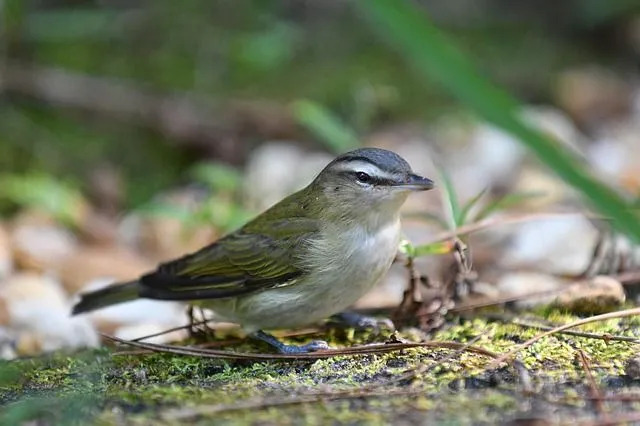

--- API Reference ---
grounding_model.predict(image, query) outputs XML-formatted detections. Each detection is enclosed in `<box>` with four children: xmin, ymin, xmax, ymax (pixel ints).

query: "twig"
<box><xmin>130</xmin><ymin>319</ymin><xmax>212</xmax><ymax>342</ymax></box>
<box><xmin>111</xmin><ymin>339</ymin><xmax>243</xmax><ymax>357</ymax></box>
<box><xmin>380</xmin><ymin>333</ymin><xmax>487</xmax><ymax>387</ymax></box>
<box><xmin>577</xmin><ymin>349</ymin><xmax>607</xmax><ymax>420</ymax></box>
<box><xmin>103</xmin><ymin>333</ymin><xmax>499</xmax><ymax>361</ymax></box>
<box><xmin>509</xmin><ymin>319</ymin><xmax>640</xmax><ymax>344</ymax></box>
<box><xmin>392</xmin><ymin>255</ymin><xmax>423</xmax><ymax>326</ymax></box>
<box><xmin>425</xmin><ymin>212</ymin><xmax>603</xmax><ymax>245</ymax></box>
<box><xmin>487</xmin><ymin>307</ymin><xmax>640</xmax><ymax>369</ymax></box>
<box><xmin>114</xmin><ymin>328</ymin><xmax>327</xmax><ymax>357</ymax></box>
<box><xmin>513</xmin><ymin>360</ymin><xmax>534</xmax><ymax>394</ymax></box>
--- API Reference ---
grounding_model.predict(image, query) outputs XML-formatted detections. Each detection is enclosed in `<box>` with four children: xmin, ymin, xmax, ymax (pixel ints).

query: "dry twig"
<box><xmin>510</xmin><ymin>319</ymin><xmax>640</xmax><ymax>344</ymax></box>
<box><xmin>577</xmin><ymin>349</ymin><xmax>607</xmax><ymax>420</ymax></box>
<box><xmin>104</xmin><ymin>333</ymin><xmax>498</xmax><ymax>361</ymax></box>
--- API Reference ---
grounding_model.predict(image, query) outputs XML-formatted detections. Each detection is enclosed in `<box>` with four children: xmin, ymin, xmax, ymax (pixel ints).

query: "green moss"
<box><xmin>1</xmin><ymin>310</ymin><xmax>639</xmax><ymax>424</ymax></box>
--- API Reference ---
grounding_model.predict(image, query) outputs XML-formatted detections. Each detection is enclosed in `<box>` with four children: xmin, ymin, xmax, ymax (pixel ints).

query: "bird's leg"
<box><xmin>186</xmin><ymin>305</ymin><xmax>215</xmax><ymax>339</ymax></box>
<box><xmin>330</xmin><ymin>312</ymin><xmax>395</xmax><ymax>331</ymax></box>
<box><xmin>197</xmin><ymin>306</ymin><xmax>215</xmax><ymax>335</ymax></box>
<box><xmin>186</xmin><ymin>305</ymin><xmax>197</xmax><ymax>337</ymax></box>
<box><xmin>251</xmin><ymin>330</ymin><xmax>330</xmax><ymax>354</ymax></box>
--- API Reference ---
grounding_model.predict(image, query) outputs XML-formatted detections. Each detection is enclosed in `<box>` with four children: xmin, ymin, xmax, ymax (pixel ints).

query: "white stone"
<box><xmin>1</xmin><ymin>273</ymin><xmax>99</xmax><ymax>352</ymax></box>
<box><xmin>243</xmin><ymin>142</ymin><xmax>332</xmax><ymax>211</ymax></box>
<box><xmin>496</xmin><ymin>272</ymin><xmax>567</xmax><ymax>308</ymax></box>
<box><xmin>555</xmin><ymin>275</ymin><xmax>625</xmax><ymax>314</ymax></box>
<box><xmin>0</xmin><ymin>327</ymin><xmax>17</xmax><ymax>360</ymax></box>
<box><xmin>11</xmin><ymin>223</ymin><xmax>78</xmax><ymax>270</ymax></box>
<box><xmin>498</xmin><ymin>215</ymin><xmax>599</xmax><ymax>275</ymax></box>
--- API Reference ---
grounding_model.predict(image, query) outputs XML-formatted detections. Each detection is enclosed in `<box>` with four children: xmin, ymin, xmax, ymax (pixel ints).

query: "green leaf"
<box><xmin>475</xmin><ymin>191</ymin><xmax>544</xmax><ymax>221</ymax></box>
<box><xmin>399</xmin><ymin>238</ymin><xmax>452</xmax><ymax>259</ymax></box>
<box><xmin>292</xmin><ymin>100</ymin><xmax>360</xmax><ymax>153</ymax></box>
<box><xmin>457</xmin><ymin>188</ymin><xmax>488</xmax><ymax>227</ymax></box>
<box><xmin>0</xmin><ymin>173</ymin><xmax>84</xmax><ymax>226</ymax></box>
<box><xmin>412</xmin><ymin>241</ymin><xmax>453</xmax><ymax>257</ymax></box>
<box><xmin>359</xmin><ymin>0</ymin><xmax>640</xmax><ymax>242</ymax></box>
<box><xmin>438</xmin><ymin>169</ymin><xmax>460</xmax><ymax>230</ymax></box>
<box><xmin>398</xmin><ymin>239</ymin><xmax>416</xmax><ymax>258</ymax></box>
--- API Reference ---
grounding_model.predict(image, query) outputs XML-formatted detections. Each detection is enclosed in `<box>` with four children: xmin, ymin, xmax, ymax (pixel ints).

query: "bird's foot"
<box><xmin>252</xmin><ymin>330</ymin><xmax>330</xmax><ymax>354</ymax></box>
<box><xmin>330</xmin><ymin>312</ymin><xmax>395</xmax><ymax>331</ymax></box>
<box><xmin>278</xmin><ymin>340</ymin><xmax>331</xmax><ymax>354</ymax></box>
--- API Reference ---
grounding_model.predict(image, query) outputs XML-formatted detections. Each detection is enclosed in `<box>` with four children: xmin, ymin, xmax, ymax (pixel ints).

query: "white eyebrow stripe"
<box><xmin>331</xmin><ymin>160</ymin><xmax>397</xmax><ymax>180</ymax></box>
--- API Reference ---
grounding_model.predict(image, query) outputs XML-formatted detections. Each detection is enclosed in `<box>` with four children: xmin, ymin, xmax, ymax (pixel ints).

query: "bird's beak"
<box><xmin>393</xmin><ymin>173</ymin><xmax>435</xmax><ymax>191</ymax></box>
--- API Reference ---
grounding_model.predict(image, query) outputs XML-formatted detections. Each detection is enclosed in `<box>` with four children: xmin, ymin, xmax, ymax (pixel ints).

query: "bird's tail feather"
<box><xmin>72</xmin><ymin>281</ymin><xmax>140</xmax><ymax>315</ymax></box>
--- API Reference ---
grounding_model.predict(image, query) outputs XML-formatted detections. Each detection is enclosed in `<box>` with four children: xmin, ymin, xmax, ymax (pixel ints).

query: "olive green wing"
<box><xmin>138</xmin><ymin>217</ymin><xmax>318</xmax><ymax>300</ymax></box>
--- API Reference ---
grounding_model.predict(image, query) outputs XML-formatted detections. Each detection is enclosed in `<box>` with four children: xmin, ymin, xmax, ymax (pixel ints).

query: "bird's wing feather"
<box><xmin>138</xmin><ymin>215</ymin><xmax>319</xmax><ymax>300</ymax></box>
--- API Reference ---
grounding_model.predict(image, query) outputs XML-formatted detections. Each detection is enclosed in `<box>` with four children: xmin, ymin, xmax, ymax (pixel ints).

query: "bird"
<box><xmin>72</xmin><ymin>148</ymin><xmax>434</xmax><ymax>353</ymax></box>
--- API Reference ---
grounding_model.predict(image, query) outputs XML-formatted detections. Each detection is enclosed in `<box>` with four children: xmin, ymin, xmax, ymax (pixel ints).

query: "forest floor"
<box><xmin>1</xmin><ymin>307</ymin><xmax>640</xmax><ymax>425</ymax></box>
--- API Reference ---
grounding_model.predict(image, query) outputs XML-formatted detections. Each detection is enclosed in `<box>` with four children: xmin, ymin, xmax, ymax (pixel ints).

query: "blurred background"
<box><xmin>1</xmin><ymin>0</ymin><xmax>640</xmax><ymax>358</ymax></box>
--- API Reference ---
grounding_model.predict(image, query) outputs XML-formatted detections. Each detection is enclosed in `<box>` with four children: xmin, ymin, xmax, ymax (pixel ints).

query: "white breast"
<box><xmin>209</xmin><ymin>219</ymin><xmax>401</xmax><ymax>332</ymax></box>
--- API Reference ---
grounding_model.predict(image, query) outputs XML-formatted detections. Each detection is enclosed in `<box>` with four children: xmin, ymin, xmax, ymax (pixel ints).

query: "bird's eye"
<box><xmin>355</xmin><ymin>172</ymin><xmax>372</xmax><ymax>183</ymax></box>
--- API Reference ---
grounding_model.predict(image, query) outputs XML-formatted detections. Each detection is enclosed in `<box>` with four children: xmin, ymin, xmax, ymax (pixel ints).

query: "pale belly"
<box><xmin>205</xmin><ymin>220</ymin><xmax>401</xmax><ymax>332</ymax></box>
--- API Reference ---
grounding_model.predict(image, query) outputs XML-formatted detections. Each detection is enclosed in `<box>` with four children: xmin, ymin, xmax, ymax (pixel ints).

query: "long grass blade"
<box><xmin>359</xmin><ymin>0</ymin><xmax>640</xmax><ymax>242</ymax></box>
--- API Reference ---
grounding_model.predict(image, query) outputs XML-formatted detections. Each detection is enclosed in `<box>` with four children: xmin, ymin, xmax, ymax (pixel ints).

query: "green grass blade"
<box><xmin>412</xmin><ymin>240</ymin><xmax>453</xmax><ymax>257</ymax></box>
<box><xmin>458</xmin><ymin>188</ymin><xmax>488</xmax><ymax>227</ymax></box>
<box><xmin>408</xmin><ymin>211</ymin><xmax>450</xmax><ymax>230</ymax></box>
<box><xmin>359</xmin><ymin>0</ymin><xmax>640</xmax><ymax>242</ymax></box>
<box><xmin>475</xmin><ymin>191</ymin><xmax>544</xmax><ymax>222</ymax></box>
<box><xmin>438</xmin><ymin>169</ymin><xmax>460</xmax><ymax>230</ymax></box>
<box><xmin>292</xmin><ymin>99</ymin><xmax>360</xmax><ymax>153</ymax></box>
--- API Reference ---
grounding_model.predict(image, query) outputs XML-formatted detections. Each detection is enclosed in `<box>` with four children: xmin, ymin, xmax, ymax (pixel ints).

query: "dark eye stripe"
<box><xmin>342</xmin><ymin>171</ymin><xmax>395</xmax><ymax>186</ymax></box>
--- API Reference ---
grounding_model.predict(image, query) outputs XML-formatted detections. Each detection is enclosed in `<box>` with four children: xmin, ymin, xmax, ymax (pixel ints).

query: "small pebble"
<box><xmin>554</xmin><ymin>275</ymin><xmax>625</xmax><ymax>315</ymax></box>
<box><xmin>1</xmin><ymin>273</ymin><xmax>99</xmax><ymax>353</ymax></box>
<box><xmin>625</xmin><ymin>356</ymin><xmax>640</xmax><ymax>380</ymax></box>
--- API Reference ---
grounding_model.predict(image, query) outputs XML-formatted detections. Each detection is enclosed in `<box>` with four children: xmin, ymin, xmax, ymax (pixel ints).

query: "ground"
<box><xmin>1</xmin><ymin>308</ymin><xmax>640</xmax><ymax>425</ymax></box>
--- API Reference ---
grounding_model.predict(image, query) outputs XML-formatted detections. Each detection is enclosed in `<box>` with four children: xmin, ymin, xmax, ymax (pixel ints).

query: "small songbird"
<box><xmin>72</xmin><ymin>148</ymin><xmax>434</xmax><ymax>353</ymax></box>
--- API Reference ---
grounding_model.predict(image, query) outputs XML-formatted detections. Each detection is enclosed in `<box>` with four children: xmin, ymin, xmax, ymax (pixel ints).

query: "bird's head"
<box><xmin>312</xmin><ymin>148</ymin><xmax>434</xmax><ymax>227</ymax></box>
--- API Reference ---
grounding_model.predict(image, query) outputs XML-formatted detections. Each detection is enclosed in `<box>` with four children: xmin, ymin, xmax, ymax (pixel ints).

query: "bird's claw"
<box><xmin>279</xmin><ymin>340</ymin><xmax>330</xmax><ymax>354</ymax></box>
<box><xmin>252</xmin><ymin>330</ymin><xmax>331</xmax><ymax>353</ymax></box>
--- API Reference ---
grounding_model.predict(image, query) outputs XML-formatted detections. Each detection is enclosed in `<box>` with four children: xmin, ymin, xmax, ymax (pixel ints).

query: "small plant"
<box><xmin>402</xmin><ymin>169</ymin><xmax>541</xmax><ymax>259</ymax></box>
<box><xmin>0</xmin><ymin>173</ymin><xmax>87</xmax><ymax>227</ymax></box>
<box><xmin>138</xmin><ymin>162</ymin><xmax>253</xmax><ymax>233</ymax></box>
<box><xmin>359</xmin><ymin>0</ymin><xmax>640</xmax><ymax>242</ymax></box>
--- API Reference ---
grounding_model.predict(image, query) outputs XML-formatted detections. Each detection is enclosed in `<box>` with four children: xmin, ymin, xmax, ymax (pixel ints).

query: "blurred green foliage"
<box><xmin>404</xmin><ymin>173</ymin><xmax>541</xmax><ymax>259</ymax></box>
<box><xmin>361</xmin><ymin>0</ymin><xmax>640</xmax><ymax>241</ymax></box>
<box><xmin>1</xmin><ymin>0</ymin><xmax>639</xmax><ymax>211</ymax></box>
<box><xmin>436</xmin><ymin>170</ymin><xmax>542</xmax><ymax>230</ymax></box>
<box><xmin>138</xmin><ymin>162</ymin><xmax>253</xmax><ymax>232</ymax></box>
<box><xmin>292</xmin><ymin>100</ymin><xmax>360</xmax><ymax>153</ymax></box>
<box><xmin>0</xmin><ymin>173</ymin><xmax>85</xmax><ymax>226</ymax></box>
